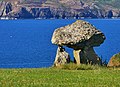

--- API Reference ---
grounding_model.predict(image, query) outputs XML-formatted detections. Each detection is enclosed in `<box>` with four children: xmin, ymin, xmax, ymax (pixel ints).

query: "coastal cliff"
<box><xmin>0</xmin><ymin>0</ymin><xmax>120</xmax><ymax>19</ymax></box>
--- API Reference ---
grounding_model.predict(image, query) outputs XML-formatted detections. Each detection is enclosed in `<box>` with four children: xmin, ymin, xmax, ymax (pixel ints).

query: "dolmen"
<box><xmin>51</xmin><ymin>20</ymin><xmax>106</xmax><ymax>66</ymax></box>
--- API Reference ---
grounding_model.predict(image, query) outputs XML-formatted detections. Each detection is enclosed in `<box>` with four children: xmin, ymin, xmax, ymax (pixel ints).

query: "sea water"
<box><xmin>0</xmin><ymin>19</ymin><xmax>120</xmax><ymax>68</ymax></box>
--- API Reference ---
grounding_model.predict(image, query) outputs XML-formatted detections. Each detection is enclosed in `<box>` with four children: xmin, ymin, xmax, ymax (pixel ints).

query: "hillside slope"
<box><xmin>0</xmin><ymin>0</ymin><xmax>120</xmax><ymax>19</ymax></box>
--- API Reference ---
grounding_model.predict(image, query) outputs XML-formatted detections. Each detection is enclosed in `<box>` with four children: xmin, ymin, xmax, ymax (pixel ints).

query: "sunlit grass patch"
<box><xmin>0</xmin><ymin>67</ymin><xmax>119</xmax><ymax>87</ymax></box>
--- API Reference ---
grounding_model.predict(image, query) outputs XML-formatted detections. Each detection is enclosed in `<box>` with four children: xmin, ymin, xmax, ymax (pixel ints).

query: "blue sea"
<box><xmin>0</xmin><ymin>19</ymin><xmax>120</xmax><ymax>68</ymax></box>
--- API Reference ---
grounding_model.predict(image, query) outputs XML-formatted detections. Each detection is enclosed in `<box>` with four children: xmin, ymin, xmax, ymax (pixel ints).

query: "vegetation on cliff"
<box><xmin>0</xmin><ymin>0</ymin><xmax>120</xmax><ymax>19</ymax></box>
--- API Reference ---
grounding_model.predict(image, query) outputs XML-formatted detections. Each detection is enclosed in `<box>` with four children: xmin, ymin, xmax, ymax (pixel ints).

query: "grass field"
<box><xmin>0</xmin><ymin>67</ymin><xmax>120</xmax><ymax>87</ymax></box>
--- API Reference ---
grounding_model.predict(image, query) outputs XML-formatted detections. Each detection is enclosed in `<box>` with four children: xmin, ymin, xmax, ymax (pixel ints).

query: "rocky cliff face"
<box><xmin>0</xmin><ymin>0</ymin><xmax>120</xmax><ymax>19</ymax></box>
<box><xmin>0</xmin><ymin>1</ymin><xmax>52</xmax><ymax>19</ymax></box>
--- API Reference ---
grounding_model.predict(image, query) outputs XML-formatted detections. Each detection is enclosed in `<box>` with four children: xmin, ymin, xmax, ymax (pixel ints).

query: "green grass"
<box><xmin>0</xmin><ymin>67</ymin><xmax>120</xmax><ymax>87</ymax></box>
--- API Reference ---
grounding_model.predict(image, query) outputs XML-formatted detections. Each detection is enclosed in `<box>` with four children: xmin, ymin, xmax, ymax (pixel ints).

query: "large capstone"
<box><xmin>52</xmin><ymin>20</ymin><xmax>105</xmax><ymax>66</ymax></box>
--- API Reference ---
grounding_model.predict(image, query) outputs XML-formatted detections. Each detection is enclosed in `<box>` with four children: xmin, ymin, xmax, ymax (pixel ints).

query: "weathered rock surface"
<box><xmin>52</xmin><ymin>20</ymin><xmax>105</xmax><ymax>50</ymax></box>
<box><xmin>52</xmin><ymin>20</ymin><xmax>105</xmax><ymax>66</ymax></box>
<box><xmin>108</xmin><ymin>53</ymin><xmax>120</xmax><ymax>67</ymax></box>
<box><xmin>0</xmin><ymin>1</ymin><xmax>12</xmax><ymax>17</ymax></box>
<box><xmin>54</xmin><ymin>46</ymin><xmax>70</xmax><ymax>66</ymax></box>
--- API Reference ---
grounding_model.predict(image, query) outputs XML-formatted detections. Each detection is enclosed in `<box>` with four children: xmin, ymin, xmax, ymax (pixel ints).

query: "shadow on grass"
<box><xmin>52</xmin><ymin>63</ymin><xmax>107</xmax><ymax>70</ymax></box>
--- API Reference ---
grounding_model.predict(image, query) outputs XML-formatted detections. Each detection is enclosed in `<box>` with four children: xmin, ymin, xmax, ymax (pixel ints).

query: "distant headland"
<box><xmin>0</xmin><ymin>0</ymin><xmax>120</xmax><ymax>19</ymax></box>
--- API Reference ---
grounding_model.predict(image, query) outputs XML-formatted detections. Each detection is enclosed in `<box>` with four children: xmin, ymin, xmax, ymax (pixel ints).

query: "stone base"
<box><xmin>54</xmin><ymin>46</ymin><xmax>101</xmax><ymax>66</ymax></box>
<box><xmin>73</xmin><ymin>47</ymin><xmax>101</xmax><ymax>65</ymax></box>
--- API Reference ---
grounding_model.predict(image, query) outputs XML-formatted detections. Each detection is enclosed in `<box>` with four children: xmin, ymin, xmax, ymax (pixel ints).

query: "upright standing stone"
<box><xmin>54</xmin><ymin>46</ymin><xmax>70</xmax><ymax>66</ymax></box>
<box><xmin>73</xmin><ymin>50</ymin><xmax>81</xmax><ymax>65</ymax></box>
